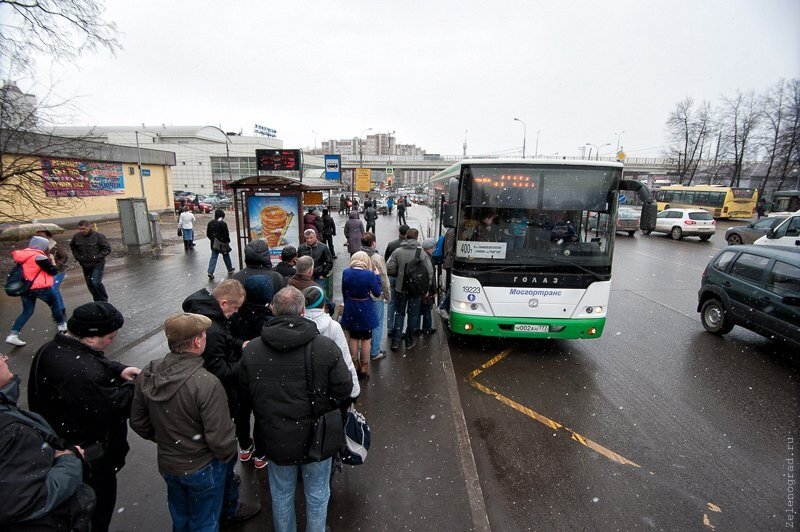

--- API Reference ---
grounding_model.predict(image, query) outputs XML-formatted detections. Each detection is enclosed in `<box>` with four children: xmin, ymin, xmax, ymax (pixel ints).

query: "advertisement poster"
<box><xmin>41</xmin><ymin>158</ymin><xmax>125</xmax><ymax>197</ymax></box>
<box><xmin>247</xmin><ymin>194</ymin><xmax>299</xmax><ymax>262</ymax></box>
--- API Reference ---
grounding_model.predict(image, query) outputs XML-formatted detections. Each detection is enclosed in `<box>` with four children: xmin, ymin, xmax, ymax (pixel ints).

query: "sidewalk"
<box><xmin>0</xmin><ymin>207</ymin><xmax>487</xmax><ymax>531</ymax></box>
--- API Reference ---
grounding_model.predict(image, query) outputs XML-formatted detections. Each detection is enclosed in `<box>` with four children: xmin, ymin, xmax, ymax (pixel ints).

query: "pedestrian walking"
<box><xmin>275</xmin><ymin>246</ymin><xmax>298</xmax><ymax>278</ymax></box>
<box><xmin>384</xmin><ymin>224</ymin><xmax>409</xmax><ymax>337</ymax></box>
<box><xmin>302</xmin><ymin>285</ymin><xmax>360</xmax><ymax>402</ymax></box>
<box><xmin>181</xmin><ymin>280</ymin><xmax>262</xmax><ymax>517</ymax></box>
<box><xmin>387</xmin><ymin>196</ymin><xmax>394</xmax><ymax>214</ymax></box>
<box><xmin>386</xmin><ymin>228</ymin><xmax>433</xmax><ymax>351</ymax></box>
<box><xmin>341</xmin><ymin>251</ymin><xmax>382</xmax><ymax>380</ymax></box>
<box><xmin>321</xmin><ymin>209</ymin><xmax>337</xmax><ymax>259</ymax></box>
<box><xmin>397</xmin><ymin>198</ymin><xmax>407</xmax><ymax>225</ymax></box>
<box><xmin>344</xmin><ymin>211</ymin><xmax>365</xmax><ymax>256</ymax></box>
<box><xmin>206</xmin><ymin>209</ymin><xmax>235</xmax><ymax>280</ymax></box>
<box><xmin>69</xmin><ymin>220</ymin><xmax>111</xmax><ymax>302</ymax></box>
<box><xmin>130</xmin><ymin>313</ymin><xmax>247</xmax><ymax>531</ymax></box>
<box><xmin>338</xmin><ymin>194</ymin><xmax>347</xmax><ymax>215</ymax></box>
<box><xmin>438</xmin><ymin>227</ymin><xmax>456</xmax><ymax>321</ymax></box>
<box><xmin>5</xmin><ymin>236</ymin><xmax>67</xmax><ymax>346</ymax></box>
<box><xmin>1</xmin><ymin>352</ymin><xmax>94</xmax><ymax>530</ymax></box>
<box><xmin>364</xmin><ymin>203</ymin><xmax>378</xmax><ymax>234</ymax></box>
<box><xmin>178</xmin><ymin>205</ymin><xmax>196</xmax><ymax>250</ymax></box>
<box><xmin>757</xmin><ymin>198</ymin><xmax>766</xmax><ymax>219</ymax></box>
<box><xmin>418</xmin><ymin>238</ymin><xmax>438</xmax><ymax>335</ymax></box>
<box><xmin>361</xmin><ymin>232</ymin><xmax>391</xmax><ymax>361</ymax></box>
<box><xmin>36</xmin><ymin>229</ymin><xmax>69</xmax><ymax>318</ymax></box>
<box><xmin>28</xmin><ymin>302</ymin><xmax>139</xmax><ymax>532</ymax></box>
<box><xmin>239</xmin><ymin>286</ymin><xmax>352</xmax><ymax>532</ymax></box>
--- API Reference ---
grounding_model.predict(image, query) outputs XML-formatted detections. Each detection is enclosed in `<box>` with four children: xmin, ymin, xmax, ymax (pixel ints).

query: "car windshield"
<box><xmin>455</xmin><ymin>164</ymin><xmax>621</xmax><ymax>269</ymax></box>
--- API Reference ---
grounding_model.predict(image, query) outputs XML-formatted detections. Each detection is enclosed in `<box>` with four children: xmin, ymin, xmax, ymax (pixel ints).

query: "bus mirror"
<box><xmin>640</xmin><ymin>203</ymin><xmax>657</xmax><ymax>231</ymax></box>
<box><xmin>448</xmin><ymin>177</ymin><xmax>459</xmax><ymax>203</ymax></box>
<box><xmin>442</xmin><ymin>202</ymin><xmax>457</xmax><ymax>228</ymax></box>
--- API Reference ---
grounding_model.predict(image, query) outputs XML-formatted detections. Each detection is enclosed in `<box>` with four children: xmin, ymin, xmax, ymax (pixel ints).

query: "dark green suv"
<box><xmin>698</xmin><ymin>245</ymin><xmax>800</xmax><ymax>348</ymax></box>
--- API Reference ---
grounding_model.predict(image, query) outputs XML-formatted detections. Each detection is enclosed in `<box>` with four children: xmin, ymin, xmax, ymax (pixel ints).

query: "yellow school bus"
<box><xmin>655</xmin><ymin>185</ymin><xmax>757</xmax><ymax>218</ymax></box>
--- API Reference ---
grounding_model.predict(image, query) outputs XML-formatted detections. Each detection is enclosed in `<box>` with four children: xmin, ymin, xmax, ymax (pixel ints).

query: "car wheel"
<box><xmin>642</xmin><ymin>230</ymin><xmax>651</xmax><ymax>236</ymax></box>
<box><xmin>699</xmin><ymin>235</ymin><xmax>712</xmax><ymax>241</ymax></box>
<box><xmin>700</xmin><ymin>298</ymin><xmax>733</xmax><ymax>335</ymax></box>
<box><xmin>671</xmin><ymin>227</ymin><xmax>683</xmax><ymax>240</ymax></box>
<box><xmin>726</xmin><ymin>234</ymin><xmax>742</xmax><ymax>245</ymax></box>
<box><xmin>627</xmin><ymin>231</ymin><xmax>635</xmax><ymax>236</ymax></box>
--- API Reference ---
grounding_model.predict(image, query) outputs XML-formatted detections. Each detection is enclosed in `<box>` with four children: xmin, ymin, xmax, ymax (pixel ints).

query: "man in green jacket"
<box><xmin>130</xmin><ymin>313</ymin><xmax>260</xmax><ymax>529</ymax></box>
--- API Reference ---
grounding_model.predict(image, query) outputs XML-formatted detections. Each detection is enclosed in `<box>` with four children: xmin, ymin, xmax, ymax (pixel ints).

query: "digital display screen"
<box><xmin>256</xmin><ymin>149</ymin><xmax>301</xmax><ymax>171</ymax></box>
<box><xmin>474</xmin><ymin>174</ymin><xmax>536</xmax><ymax>189</ymax></box>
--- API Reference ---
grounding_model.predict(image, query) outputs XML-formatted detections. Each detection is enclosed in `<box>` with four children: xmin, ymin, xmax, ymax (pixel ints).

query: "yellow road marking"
<box><xmin>466</xmin><ymin>349</ymin><xmax>640</xmax><ymax>468</ymax></box>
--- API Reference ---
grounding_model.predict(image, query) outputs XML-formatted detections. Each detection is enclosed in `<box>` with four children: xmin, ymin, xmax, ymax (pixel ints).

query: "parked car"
<box><xmin>174</xmin><ymin>195</ymin><xmax>212</xmax><ymax>213</ymax></box>
<box><xmin>697</xmin><ymin>245</ymin><xmax>800</xmax><ymax>348</ymax></box>
<box><xmin>754</xmin><ymin>211</ymin><xmax>800</xmax><ymax>249</ymax></box>
<box><xmin>202</xmin><ymin>193</ymin><xmax>233</xmax><ymax>209</ymax></box>
<box><xmin>725</xmin><ymin>216</ymin><xmax>787</xmax><ymax>245</ymax></box>
<box><xmin>586</xmin><ymin>209</ymin><xmax>639</xmax><ymax>236</ymax></box>
<box><xmin>643</xmin><ymin>208</ymin><xmax>716</xmax><ymax>240</ymax></box>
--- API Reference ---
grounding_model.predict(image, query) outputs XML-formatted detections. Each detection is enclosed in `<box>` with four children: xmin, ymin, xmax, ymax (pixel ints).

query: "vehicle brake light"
<box><xmin>711</xmin><ymin>220</ymin><xmax>716</xmax><ymax>225</ymax></box>
<box><xmin>684</xmin><ymin>220</ymin><xmax>696</xmax><ymax>225</ymax></box>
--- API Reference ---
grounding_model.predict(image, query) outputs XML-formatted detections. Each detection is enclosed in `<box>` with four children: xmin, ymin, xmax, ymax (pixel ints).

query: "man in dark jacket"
<box><xmin>321</xmin><ymin>209</ymin><xmax>337</xmax><ymax>259</ymax></box>
<box><xmin>386</xmin><ymin>228</ymin><xmax>433</xmax><ymax>351</ymax></box>
<box><xmin>207</xmin><ymin>209</ymin><xmax>235</xmax><ymax>280</ymax></box>
<box><xmin>69</xmin><ymin>220</ymin><xmax>111</xmax><ymax>302</ymax></box>
<box><xmin>28</xmin><ymin>302</ymin><xmax>139</xmax><ymax>532</ymax></box>
<box><xmin>384</xmin><ymin>224</ymin><xmax>409</xmax><ymax>336</ymax></box>
<box><xmin>364</xmin><ymin>203</ymin><xmax>378</xmax><ymax>234</ymax></box>
<box><xmin>1</xmin><ymin>353</ymin><xmax>94</xmax><ymax>530</ymax></box>
<box><xmin>233</xmin><ymin>240</ymin><xmax>286</xmax><ymax>292</ymax></box>
<box><xmin>275</xmin><ymin>246</ymin><xmax>298</xmax><ymax>278</ymax></box>
<box><xmin>239</xmin><ymin>286</ymin><xmax>352</xmax><ymax>531</ymax></box>
<box><xmin>298</xmin><ymin>229</ymin><xmax>333</xmax><ymax>284</ymax></box>
<box><xmin>397</xmin><ymin>198</ymin><xmax>407</xmax><ymax>225</ymax></box>
<box><xmin>181</xmin><ymin>279</ymin><xmax>253</xmax><ymax>522</ymax></box>
<box><xmin>130</xmin><ymin>313</ymin><xmax>259</xmax><ymax>529</ymax></box>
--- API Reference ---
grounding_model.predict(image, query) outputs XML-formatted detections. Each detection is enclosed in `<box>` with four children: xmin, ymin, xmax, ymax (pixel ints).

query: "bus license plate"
<box><xmin>514</xmin><ymin>324</ymin><xmax>549</xmax><ymax>333</ymax></box>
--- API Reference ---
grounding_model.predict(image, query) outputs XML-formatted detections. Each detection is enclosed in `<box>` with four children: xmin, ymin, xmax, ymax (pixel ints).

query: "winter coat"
<box><xmin>274</xmin><ymin>261</ymin><xmax>296</xmax><ymax>278</ymax></box>
<box><xmin>47</xmin><ymin>239</ymin><xmax>69</xmax><ymax>272</ymax></box>
<box><xmin>287</xmin><ymin>272</ymin><xmax>318</xmax><ymax>292</ymax></box>
<box><xmin>182</xmin><ymin>289</ymin><xmax>242</xmax><ymax>415</ymax></box>
<box><xmin>10</xmin><ymin>248</ymin><xmax>58</xmax><ymax>290</ymax></box>
<box><xmin>344</xmin><ymin>212</ymin><xmax>365</xmax><ymax>254</ymax></box>
<box><xmin>384</xmin><ymin>237</ymin><xmax>404</xmax><ymax>262</ymax></box>
<box><xmin>69</xmin><ymin>229</ymin><xmax>110</xmax><ymax>267</ymax></box>
<box><xmin>364</xmin><ymin>207</ymin><xmax>378</xmax><ymax>223</ymax></box>
<box><xmin>297</xmin><ymin>242</ymin><xmax>333</xmax><ymax>280</ymax></box>
<box><xmin>233</xmin><ymin>242</ymin><xmax>286</xmax><ymax>289</ymax></box>
<box><xmin>304</xmin><ymin>309</ymin><xmax>359</xmax><ymax>398</ymax></box>
<box><xmin>303</xmin><ymin>212</ymin><xmax>321</xmax><ymax>238</ymax></box>
<box><xmin>206</xmin><ymin>218</ymin><xmax>231</xmax><ymax>250</ymax></box>
<box><xmin>322</xmin><ymin>214</ymin><xmax>336</xmax><ymax>237</ymax></box>
<box><xmin>0</xmin><ymin>376</ymin><xmax>84</xmax><ymax>526</ymax></box>
<box><xmin>361</xmin><ymin>246</ymin><xmax>391</xmax><ymax>302</ymax></box>
<box><xmin>238</xmin><ymin>316</ymin><xmax>352</xmax><ymax>465</ymax></box>
<box><xmin>28</xmin><ymin>333</ymin><xmax>133</xmax><ymax>471</ymax></box>
<box><xmin>386</xmin><ymin>238</ymin><xmax>434</xmax><ymax>294</ymax></box>
<box><xmin>130</xmin><ymin>352</ymin><xmax>237</xmax><ymax>476</ymax></box>
<box><xmin>178</xmin><ymin>211</ymin><xmax>196</xmax><ymax>230</ymax></box>
<box><xmin>341</xmin><ymin>267</ymin><xmax>382</xmax><ymax>331</ymax></box>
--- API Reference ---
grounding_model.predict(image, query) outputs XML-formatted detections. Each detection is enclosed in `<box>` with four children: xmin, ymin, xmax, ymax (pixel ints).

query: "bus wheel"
<box><xmin>671</xmin><ymin>227</ymin><xmax>683</xmax><ymax>240</ymax></box>
<box><xmin>700</xmin><ymin>298</ymin><xmax>733</xmax><ymax>335</ymax></box>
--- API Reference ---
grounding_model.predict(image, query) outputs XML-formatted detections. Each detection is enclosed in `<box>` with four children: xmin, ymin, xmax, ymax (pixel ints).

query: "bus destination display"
<box><xmin>256</xmin><ymin>149</ymin><xmax>301</xmax><ymax>171</ymax></box>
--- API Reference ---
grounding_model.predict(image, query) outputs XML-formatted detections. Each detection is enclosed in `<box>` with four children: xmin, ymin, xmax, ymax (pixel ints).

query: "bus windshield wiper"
<box><xmin>534</xmin><ymin>256</ymin><xmax>607</xmax><ymax>281</ymax></box>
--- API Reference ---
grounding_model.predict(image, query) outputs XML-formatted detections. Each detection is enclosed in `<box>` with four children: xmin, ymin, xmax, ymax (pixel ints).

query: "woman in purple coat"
<box><xmin>344</xmin><ymin>211</ymin><xmax>365</xmax><ymax>256</ymax></box>
<box><xmin>341</xmin><ymin>251</ymin><xmax>382</xmax><ymax>380</ymax></box>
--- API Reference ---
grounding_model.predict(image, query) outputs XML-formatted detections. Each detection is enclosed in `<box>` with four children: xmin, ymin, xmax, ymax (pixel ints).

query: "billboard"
<box><xmin>247</xmin><ymin>194</ymin><xmax>300</xmax><ymax>262</ymax></box>
<box><xmin>355</xmin><ymin>168</ymin><xmax>371</xmax><ymax>192</ymax></box>
<box><xmin>255</xmin><ymin>149</ymin><xmax>301</xmax><ymax>171</ymax></box>
<box><xmin>41</xmin><ymin>158</ymin><xmax>125</xmax><ymax>197</ymax></box>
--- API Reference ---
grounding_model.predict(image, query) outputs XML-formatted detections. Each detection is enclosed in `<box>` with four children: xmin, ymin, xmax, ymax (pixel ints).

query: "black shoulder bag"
<box><xmin>304</xmin><ymin>340</ymin><xmax>344</xmax><ymax>462</ymax></box>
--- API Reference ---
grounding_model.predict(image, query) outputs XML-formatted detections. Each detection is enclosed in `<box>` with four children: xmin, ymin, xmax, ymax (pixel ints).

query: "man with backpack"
<box><xmin>386</xmin><ymin>228</ymin><xmax>433</xmax><ymax>350</ymax></box>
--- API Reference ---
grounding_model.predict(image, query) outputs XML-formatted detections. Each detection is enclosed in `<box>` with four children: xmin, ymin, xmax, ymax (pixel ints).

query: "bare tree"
<box><xmin>0</xmin><ymin>0</ymin><xmax>120</xmax><ymax>76</ymax></box>
<box><xmin>771</xmin><ymin>79</ymin><xmax>800</xmax><ymax>192</ymax></box>
<box><xmin>720</xmin><ymin>91</ymin><xmax>760</xmax><ymax>187</ymax></box>
<box><xmin>664</xmin><ymin>97</ymin><xmax>713</xmax><ymax>184</ymax></box>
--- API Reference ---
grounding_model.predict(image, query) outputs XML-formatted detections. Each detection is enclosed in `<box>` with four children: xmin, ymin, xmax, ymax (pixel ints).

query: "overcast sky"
<box><xmin>26</xmin><ymin>0</ymin><xmax>800</xmax><ymax>158</ymax></box>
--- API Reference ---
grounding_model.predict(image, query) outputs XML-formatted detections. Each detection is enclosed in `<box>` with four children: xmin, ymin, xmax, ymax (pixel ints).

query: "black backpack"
<box><xmin>402</xmin><ymin>248</ymin><xmax>430</xmax><ymax>297</ymax></box>
<box><xmin>5</xmin><ymin>262</ymin><xmax>40</xmax><ymax>297</ymax></box>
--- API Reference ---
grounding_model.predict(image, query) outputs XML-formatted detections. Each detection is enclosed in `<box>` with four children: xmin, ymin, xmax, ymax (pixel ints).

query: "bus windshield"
<box><xmin>455</xmin><ymin>165</ymin><xmax>621</xmax><ymax>267</ymax></box>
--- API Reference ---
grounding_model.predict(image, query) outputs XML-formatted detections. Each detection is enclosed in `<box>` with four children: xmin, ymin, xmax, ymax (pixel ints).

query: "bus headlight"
<box><xmin>588</xmin><ymin>327</ymin><xmax>597</xmax><ymax>335</ymax></box>
<box><xmin>457</xmin><ymin>302</ymin><xmax>468</xmax><ymax>310</ymax></box>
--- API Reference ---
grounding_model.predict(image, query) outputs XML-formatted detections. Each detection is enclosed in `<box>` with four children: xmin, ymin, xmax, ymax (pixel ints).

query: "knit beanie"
<box><xmin>421</xmin><ymin>238</ymin><xmax>437</xmax><ymax>250</ymax></box>
<box><xmin>67</xmin><ymin>302</ymin><xmax>125</xmax><ymax>338</ymax></box>
<box><xmin>243</xmin><ymin>276</ymin><xmax>273</xmax><ymax>305</ymax></box>
<box><xmin>28</xmin><ymin>236</ymin><xmax>49</xmax><ymax>251</ymax></box>
<box><xmin>303</xmin><ymin>285</ymin><xmax>326</xmax><ymax>309</ymax></box>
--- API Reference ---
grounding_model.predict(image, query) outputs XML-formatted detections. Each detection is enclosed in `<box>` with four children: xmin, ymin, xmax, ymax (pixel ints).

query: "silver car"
<box><xmin>643</xmin><ymin>208</ymin><xmax>716</xmax><ymax>241</ymax></box>
<box><xmin>725</xmin><ymin>216</ymin><xmax>787</xmax><ymax>245</ymax></box>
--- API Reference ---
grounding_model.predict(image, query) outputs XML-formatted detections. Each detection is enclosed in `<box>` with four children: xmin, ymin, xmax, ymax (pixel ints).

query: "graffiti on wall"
<box><xmin>41</xmin><ymin>158</ymin><xmax>125</xmax><ymax>197</ymax></box>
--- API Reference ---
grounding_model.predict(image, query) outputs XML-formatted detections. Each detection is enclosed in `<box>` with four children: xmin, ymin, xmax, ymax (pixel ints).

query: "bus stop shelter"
<box><xmin>227</xmin><ymin>175</ymin><xmax>341</xmax><ymax>269</ymax></box>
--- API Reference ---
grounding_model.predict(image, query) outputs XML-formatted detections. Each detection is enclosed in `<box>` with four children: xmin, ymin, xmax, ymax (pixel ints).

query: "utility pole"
<box><xmin>135</xmin><ymin>131</ymin><xmax>145</xmax><ymax>198</ymax></box>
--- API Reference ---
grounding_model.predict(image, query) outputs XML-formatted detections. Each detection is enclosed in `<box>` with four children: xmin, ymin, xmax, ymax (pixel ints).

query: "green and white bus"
<box><xmin>432</xmin><ymin>159</ymin><xmax>656</xmax><ymax>340</ymax></box>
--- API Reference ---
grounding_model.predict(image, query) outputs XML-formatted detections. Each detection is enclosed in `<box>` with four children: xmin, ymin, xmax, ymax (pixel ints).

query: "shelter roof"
<box><xmin>227</xmin><ymin>175</ymin><xmax>341</xmax><ymax>191</ymax></box>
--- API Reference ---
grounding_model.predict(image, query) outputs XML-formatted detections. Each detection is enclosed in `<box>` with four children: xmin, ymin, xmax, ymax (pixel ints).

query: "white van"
<box><xmin>754</xmin><ymin>210</ymin><xmax>800</xmax><ymax>249</ymax></box>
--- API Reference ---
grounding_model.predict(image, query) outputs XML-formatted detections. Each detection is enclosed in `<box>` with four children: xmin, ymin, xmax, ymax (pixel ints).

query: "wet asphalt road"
<box><xmin>1</xmin><ymin>210</ymin><xmax>797</xmax><ymax>531</ymax></box>
<box><xmin>447</xmin><ymin>221</ymin><xmax>799</xmax><ymax>530</ymax></box>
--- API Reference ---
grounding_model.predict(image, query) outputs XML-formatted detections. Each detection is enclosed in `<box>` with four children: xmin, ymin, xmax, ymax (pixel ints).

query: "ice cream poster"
<box><xmin>247</xmin><ymin>194</ymin><xmax>300</xmax><ymax>262</ymax></box>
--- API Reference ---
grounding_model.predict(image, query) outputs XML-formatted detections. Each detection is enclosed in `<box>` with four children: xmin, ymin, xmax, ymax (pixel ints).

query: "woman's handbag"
<box><xmin>177</xmin><ymin>227</ymin><xmax>183</xmax><ymax>237</ymax></box>
<box><xmin>303</xmin><ymin>341</ymin><xmax>344</xmax><ymax>461</ymax></box>
<box><xmin>212</xmin><ymin>238</ymin><xmax>232</xmax><ymax>254</ymax></box>
<box><xmin>342</xmin><ymin>405</ymin><xmax>371</xmax><ymax>465</ymax></box>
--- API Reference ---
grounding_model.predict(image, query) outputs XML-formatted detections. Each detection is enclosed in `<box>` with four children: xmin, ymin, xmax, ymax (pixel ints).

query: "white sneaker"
<box><xmin>5</xmin><ymin>334</ymin><xmax>26</xmax><ymax>346</ymax></box>
<box><xmin>57</xmin><ymin>323</ymin><xmax>68</xmax><ymax>332</ymax></box>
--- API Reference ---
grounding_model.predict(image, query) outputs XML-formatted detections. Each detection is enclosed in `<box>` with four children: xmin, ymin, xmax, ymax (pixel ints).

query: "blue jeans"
<box><xmin>386</xmin><ymin>277</ymin><xmax>405</xmax><ymax>335</ymax></box>
<box><xmin>12</xmin><ymin>288</ymin><xmax>65</xmax><ymax>333</ymax></box>
<box><xmin>370</xmin><ymin>299</ymin><xmax>385</xmax><ymax>357</ymax></box>
<box><xmin>420</xmin><ymin>299</ymin><xmax>433</xmax><ymax>332</ymax></box>
<box><xmin>81</xmin><ymin>263</ymin><xmax>108</xmax><ymax>301</ymax></box>
<box><xmin>268</xmin><ymin>459</ymin><xmax>332</xmax><ymax>532</ymax></box>
<box><xmin>391</xmin><ymin>292</ymin><xmax>421</xmax><ymax>343</ymax></box>
<box><xmin>182</xmin><ymin>228</ymin><xmax>194</xmax><ymax>242</ymax></box>
<box><xmin>208</xmin><ymin>251</ymin><xmax>233</xmax><ymax>275</ymax></box>
<box><xmin>162</xmin><ymin>458</ymin><xmax>226</xmax><ymax>532</ymax></box>
<box><xmin>52</xmin><ymin>271</ymin><xmax>66</xmax><ymax>314</ymax></box>
<box><xmin>221</xmin><ymin>457</ymin><xmax>240</xmax><ymax>521</ymax></box>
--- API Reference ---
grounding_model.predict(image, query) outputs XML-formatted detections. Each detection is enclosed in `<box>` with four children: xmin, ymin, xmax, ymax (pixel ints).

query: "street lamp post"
<box><xmin>586</xmin><ymin>142</ymin><xmax>611</xmax><ymax>161</ymax></box>
<box><xmin>514</xmin><ymin>118</ymin><xmax>527</xmax><ymax>158</ymax></box>
<box><xmin>535</xmin><ymin>129</ymin><xmax>542</xmax><ymax>158</ymax></box>
<box><xmin>615</xmin><ymin>131</ymin><xmax>625</xmax><ymax>153</ymax></box>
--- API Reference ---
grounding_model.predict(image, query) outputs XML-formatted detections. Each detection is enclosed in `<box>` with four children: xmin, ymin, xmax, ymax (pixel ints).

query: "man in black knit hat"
<box><xmin>28</xmin><ymin>302</ymin><xmax>140</xmax><ymax>532</ymax></box>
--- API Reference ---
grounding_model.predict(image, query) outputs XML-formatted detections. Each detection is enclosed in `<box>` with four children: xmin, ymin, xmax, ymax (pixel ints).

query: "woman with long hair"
<box><xmin>340</xmin><ymin>251</ymin><xmax>382</xmax><ymax>380</ymax></box>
